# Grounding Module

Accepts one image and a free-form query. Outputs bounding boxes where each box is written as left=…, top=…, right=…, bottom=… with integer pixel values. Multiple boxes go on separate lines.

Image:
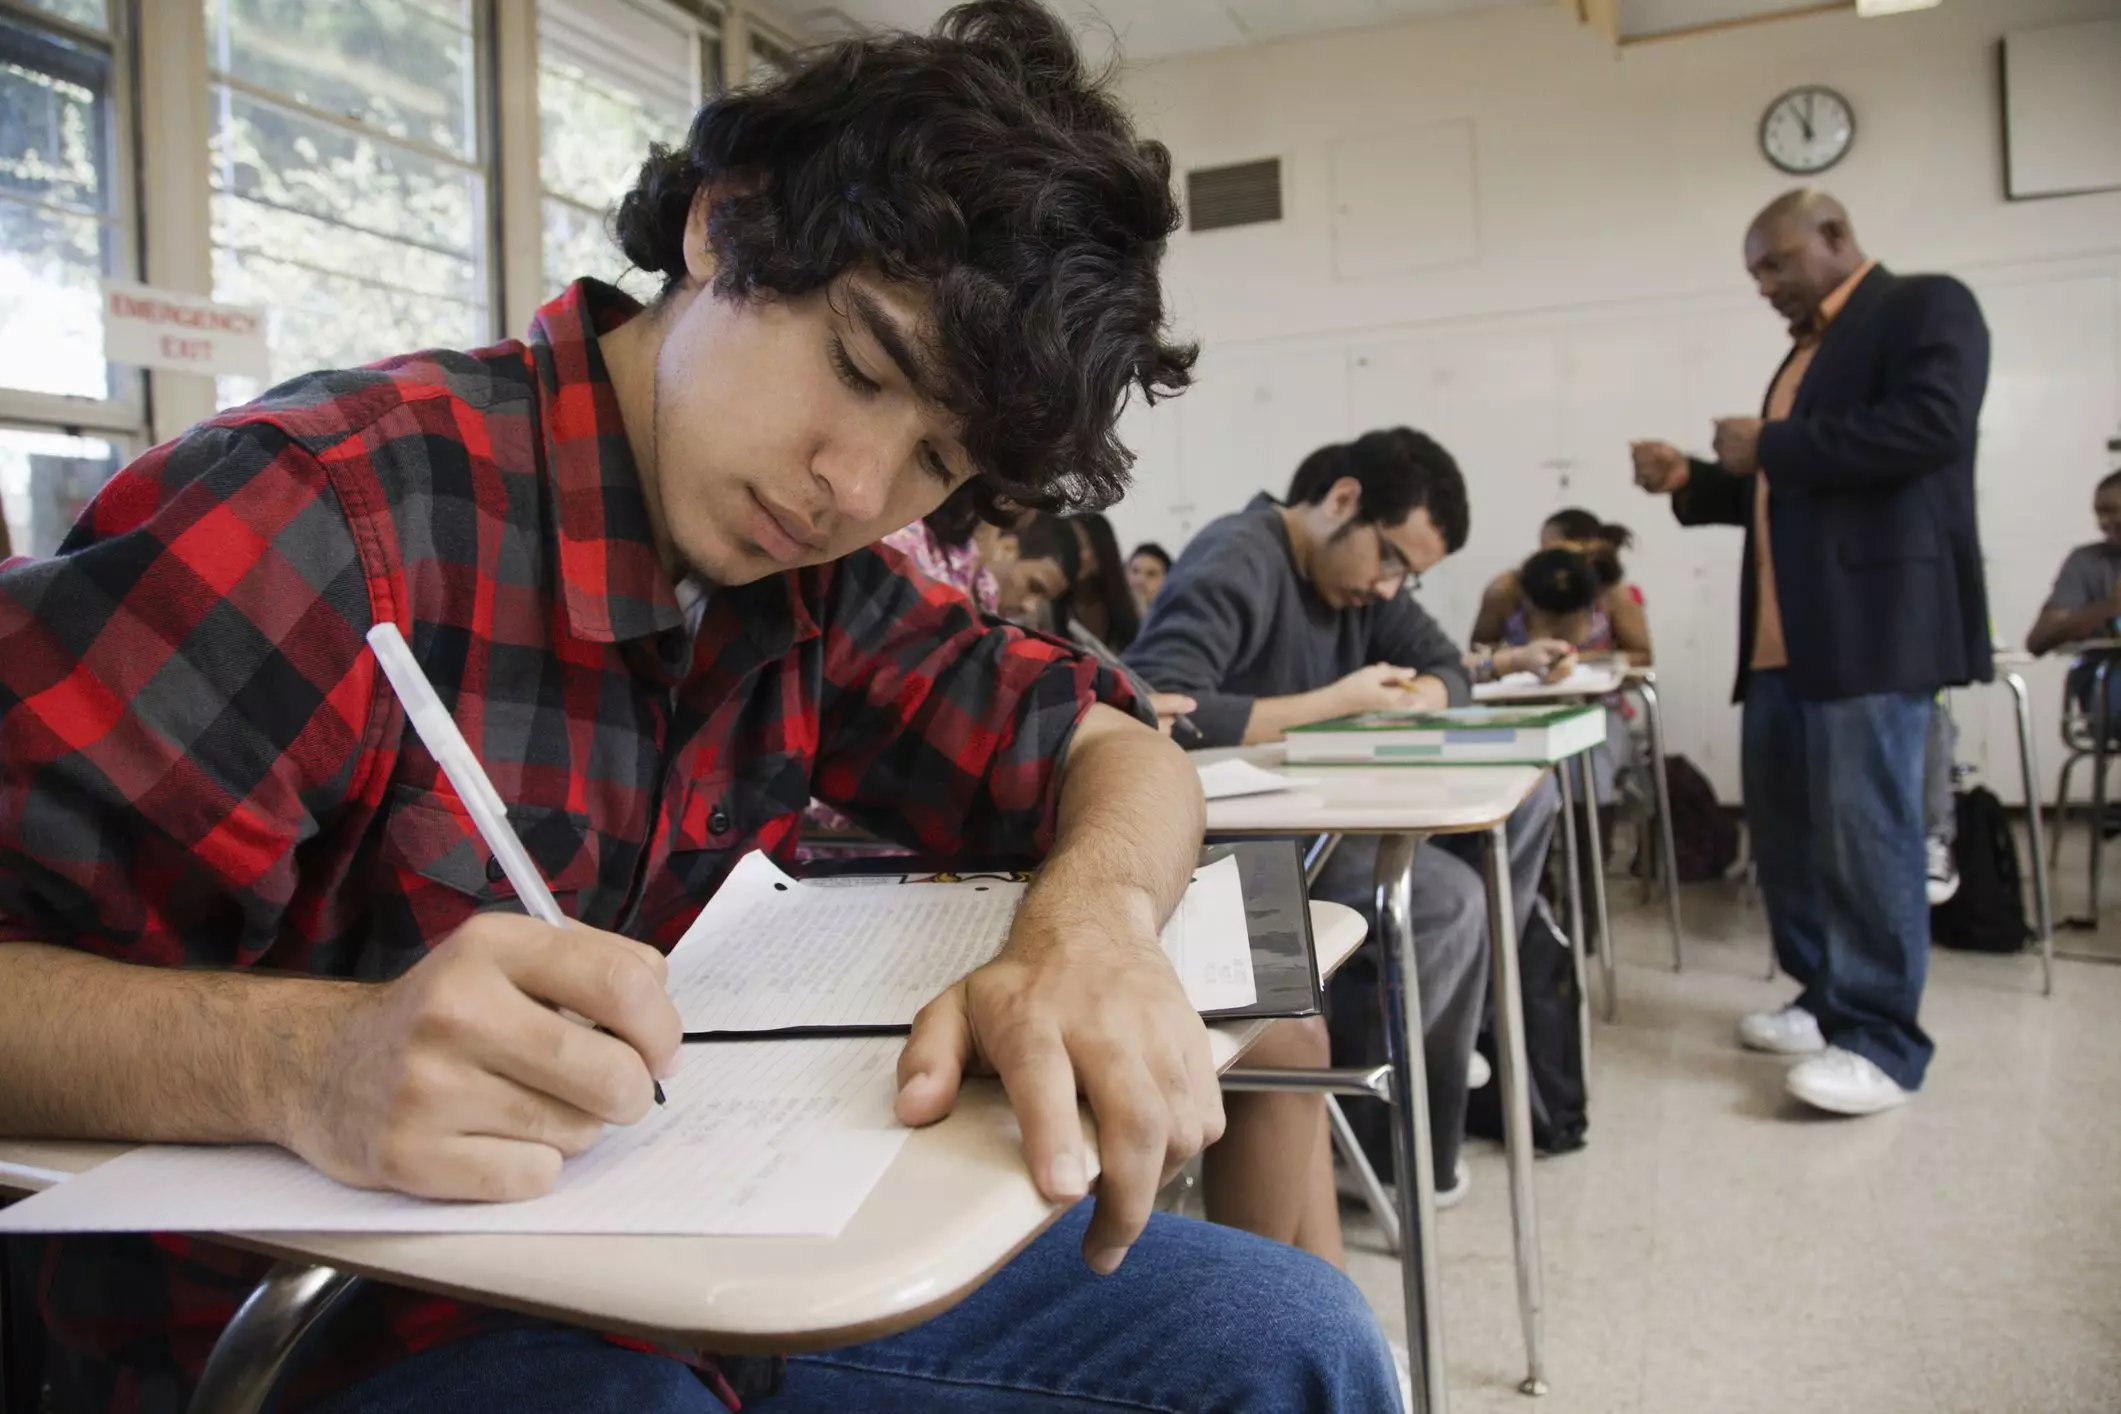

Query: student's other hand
left=1146, top=692, right=1197, bottom=737
left=284, top=916, right=682, bottom=1202
left=1712, top=417, right=1764, bottom=476
left=1510, top=639, right=1579, bottom=684
left=1630, top=439, right=1689, bottom=494
left=1333, top=662, right=1433, bottom=715
left=895, top=890, right=1221, bottom=1275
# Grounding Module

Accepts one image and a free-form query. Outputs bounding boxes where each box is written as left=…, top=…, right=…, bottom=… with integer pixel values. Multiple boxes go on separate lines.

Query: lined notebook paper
left=667, top=851, right=1256, bottom=1031
left=1195, top=758, right=1315, bottom=801
left=0, top=1038, right=907, bottom=1236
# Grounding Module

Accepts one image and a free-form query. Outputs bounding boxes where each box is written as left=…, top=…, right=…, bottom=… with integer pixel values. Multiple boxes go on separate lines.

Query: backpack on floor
left=1931, top=787, right=2031, bottom=953
left=1466, top=896, right=1588, bottom=1155
left=1665, top=754, right=1739, bottom=884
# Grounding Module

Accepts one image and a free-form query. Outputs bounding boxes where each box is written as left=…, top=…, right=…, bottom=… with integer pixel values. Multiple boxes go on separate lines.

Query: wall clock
left=1760, top=86, right=1855, bottom=175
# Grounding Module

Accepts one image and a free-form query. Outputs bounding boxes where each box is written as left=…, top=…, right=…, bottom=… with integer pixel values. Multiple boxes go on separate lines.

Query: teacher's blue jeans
left=307, top=1203, right=1398, bottom=1414
left=1743, top=670, right=1935, bottom=1090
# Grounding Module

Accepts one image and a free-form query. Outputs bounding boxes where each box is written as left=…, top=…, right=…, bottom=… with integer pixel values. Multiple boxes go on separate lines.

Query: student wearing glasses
left=1125, top=429, right=1559, bottom=1222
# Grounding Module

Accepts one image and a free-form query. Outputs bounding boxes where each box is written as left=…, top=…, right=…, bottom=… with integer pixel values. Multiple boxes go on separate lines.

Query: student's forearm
left=2028, top=605, right=2115, bottom=657
left=1241, top=685, right=1353, bottom=745
left=0, top=941, right=345, bottom=1146
left=1025, top=705, right=1204, bottom=942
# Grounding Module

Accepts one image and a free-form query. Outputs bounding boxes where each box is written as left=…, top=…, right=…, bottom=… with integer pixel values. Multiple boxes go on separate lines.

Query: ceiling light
left=1856, top=0, right=1942, bottom=16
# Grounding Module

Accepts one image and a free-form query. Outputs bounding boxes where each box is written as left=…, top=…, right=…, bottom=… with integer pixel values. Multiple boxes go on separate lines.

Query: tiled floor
left=1341, top=865, right=2121, bottom=1414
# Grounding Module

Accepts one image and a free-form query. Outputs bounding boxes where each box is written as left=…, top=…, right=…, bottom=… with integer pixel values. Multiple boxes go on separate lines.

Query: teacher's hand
left=1629, top=440, right=1689, bottom=495
left=1712, top=417, right=1764, bottom=476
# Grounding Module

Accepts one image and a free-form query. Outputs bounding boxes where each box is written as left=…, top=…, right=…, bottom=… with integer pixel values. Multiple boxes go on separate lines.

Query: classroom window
left=204, top=0, right=491, bottom=406
left=0, top=422, right=121, bottom=556
left=538, top=0, right=716, bottom=300
left=0, top=5, right=123, bottom=401
left=745, top=29, right=792, bottom=84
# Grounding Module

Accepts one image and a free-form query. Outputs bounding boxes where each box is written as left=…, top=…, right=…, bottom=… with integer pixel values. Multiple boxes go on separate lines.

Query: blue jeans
left=1743, top=670, right=1935, bottom=1089
left=307, top=1203, right=1398, bottom=1414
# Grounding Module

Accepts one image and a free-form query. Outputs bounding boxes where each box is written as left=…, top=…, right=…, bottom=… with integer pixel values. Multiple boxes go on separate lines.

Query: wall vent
left=1185, top=158, right=1283, bottom=233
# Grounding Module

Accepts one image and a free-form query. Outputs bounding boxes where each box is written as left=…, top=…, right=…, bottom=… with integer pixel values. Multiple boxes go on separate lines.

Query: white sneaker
left=1736, top=1004, right=1825, bottom=1055
left=1926, top=838, right=1961, bottom=905
left=1785, top=1045, right=1912, bottom=1115
left=1434, top=1157, right=1471, bottom=1210
left=1467, top=1051, right=1492, bottom=1091
left=1390, top=1340, right=1413, bottom=1412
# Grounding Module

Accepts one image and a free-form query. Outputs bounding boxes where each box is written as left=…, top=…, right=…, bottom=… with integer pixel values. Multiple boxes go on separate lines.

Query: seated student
left=1064, top=511, right=1141, bottom=652
left=0, top=7, right=1397, bottom=1412
left=879, top=480, right=1008, bottom=612
left=1474, top=509, right=1654, bottom=666
left=2027, top=469, right=2121, bottom=739
left=994, top=511, right=1076, bottom=631
left=1126, top=429, right=1559, bottom=1217
left=1128, top=541, right=1173, bottom=615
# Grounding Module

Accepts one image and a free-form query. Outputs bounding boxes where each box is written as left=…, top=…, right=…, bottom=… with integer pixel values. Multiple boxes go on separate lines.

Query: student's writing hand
left=1333, top=662, right=1439, bottom=715
left=895, top=888, right=1222, bottom=1276
left=1506, top=639, right=1579, bottom=684
left=1146, top=692, right=1197, bottom=737
left=1630, top=439, right=1689, bottom=494
left=280, top=915, right=682, bottom=1202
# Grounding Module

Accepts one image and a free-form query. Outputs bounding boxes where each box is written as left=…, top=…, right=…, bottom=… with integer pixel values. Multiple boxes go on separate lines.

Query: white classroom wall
left=1109, top=0, right=2121, bottom=803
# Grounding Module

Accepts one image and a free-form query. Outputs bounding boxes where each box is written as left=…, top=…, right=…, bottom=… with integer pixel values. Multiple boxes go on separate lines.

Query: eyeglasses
left=1373, top=526, right=1420, bottom=597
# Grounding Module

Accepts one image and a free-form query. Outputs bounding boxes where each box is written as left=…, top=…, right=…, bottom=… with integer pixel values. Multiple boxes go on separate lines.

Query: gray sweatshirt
left=1123, top=494, right=1471, bottom=747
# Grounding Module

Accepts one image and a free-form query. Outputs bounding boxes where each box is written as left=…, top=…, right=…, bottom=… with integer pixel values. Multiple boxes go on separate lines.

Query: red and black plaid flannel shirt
left=0, top=281, right=1139, bottom=1413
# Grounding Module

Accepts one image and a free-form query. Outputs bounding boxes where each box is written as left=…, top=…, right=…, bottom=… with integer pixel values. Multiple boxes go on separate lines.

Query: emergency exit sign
left=101, top=280, right=270, bottom=379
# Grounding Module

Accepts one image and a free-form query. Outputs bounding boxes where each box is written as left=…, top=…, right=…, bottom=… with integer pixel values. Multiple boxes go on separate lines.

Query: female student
left=1473, top=508, right=1654, bottom=664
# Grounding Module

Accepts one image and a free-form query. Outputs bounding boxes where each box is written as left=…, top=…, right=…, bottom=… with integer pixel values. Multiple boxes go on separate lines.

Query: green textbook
left=1284, top=703, right=1605, bottom=765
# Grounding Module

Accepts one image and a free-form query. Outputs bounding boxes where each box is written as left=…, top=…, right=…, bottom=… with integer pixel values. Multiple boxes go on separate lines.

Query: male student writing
left=0, top=5, right=1396, bottom=1411
left=1125, top=429, right=1560, bottom=1226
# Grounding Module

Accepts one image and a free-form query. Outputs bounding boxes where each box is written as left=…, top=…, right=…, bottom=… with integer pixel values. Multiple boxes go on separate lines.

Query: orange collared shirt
left=1749, top=259, right=1876, bottom=671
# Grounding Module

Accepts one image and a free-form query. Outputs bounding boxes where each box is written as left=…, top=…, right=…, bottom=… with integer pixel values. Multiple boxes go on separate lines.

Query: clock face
left=1759, top=86, right=1855, bottom=175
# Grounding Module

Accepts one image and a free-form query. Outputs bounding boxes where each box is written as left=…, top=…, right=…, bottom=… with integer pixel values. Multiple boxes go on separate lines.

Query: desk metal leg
left=1485, top=825, right=1548, bottom=1397
left=2003, top=672, right=2053, bottom=997
left=1634, top=681, right=1685, bottom=972
left=188, top=1263, right=364, bottom=1414
left=1375, top=833, right=1447, bottom=1414
left=1326, top=1095, right=1401, bottom=1253
left=1578, top=754, right=1618, bottom=1023
left=1556, top=763, right=1593, bottom=1077
left=2094, top=662, right=2113, bottom=929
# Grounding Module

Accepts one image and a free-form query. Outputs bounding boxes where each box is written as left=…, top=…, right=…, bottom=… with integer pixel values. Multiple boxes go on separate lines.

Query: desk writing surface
left=1195, top=745, right=1546, bottom=836
left=1470, top=664, right=1627, bottom=703
left=0, top=903, right=1365, bottom=1354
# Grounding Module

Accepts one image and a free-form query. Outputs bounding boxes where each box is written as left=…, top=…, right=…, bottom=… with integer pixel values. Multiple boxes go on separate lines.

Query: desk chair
left=2050, top=653, right=2119, bottom=931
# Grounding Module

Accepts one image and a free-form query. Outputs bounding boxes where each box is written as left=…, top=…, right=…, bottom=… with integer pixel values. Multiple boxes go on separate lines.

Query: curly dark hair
left=614, top=0, right=1196, bottom=515
left=1288, top=429, right=1469, bottom=553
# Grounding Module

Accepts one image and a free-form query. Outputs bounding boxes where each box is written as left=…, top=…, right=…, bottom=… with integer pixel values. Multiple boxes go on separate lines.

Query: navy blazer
left=1674, top=265, right=1993, bottom=704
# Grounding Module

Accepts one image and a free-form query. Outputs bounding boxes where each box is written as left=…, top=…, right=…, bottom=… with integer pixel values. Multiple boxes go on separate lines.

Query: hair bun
left=614, top=143, right=698, bottom=283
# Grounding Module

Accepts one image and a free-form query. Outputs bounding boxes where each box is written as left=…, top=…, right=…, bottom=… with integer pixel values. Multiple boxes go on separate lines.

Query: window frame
left=0, top=0, right=146, bottom=438
left=202, top=0, right=503, bottom=391
left=533, top=0, right=723, bottom=301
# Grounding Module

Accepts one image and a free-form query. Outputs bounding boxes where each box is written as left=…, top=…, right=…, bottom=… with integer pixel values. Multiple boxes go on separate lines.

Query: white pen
left=366, top=622, right=665, bottom=1104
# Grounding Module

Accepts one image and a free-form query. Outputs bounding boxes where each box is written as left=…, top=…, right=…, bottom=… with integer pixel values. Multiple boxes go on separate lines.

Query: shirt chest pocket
left=670, top=752, right=814, bottom=858
left=376, top=784, right=606, bottom=919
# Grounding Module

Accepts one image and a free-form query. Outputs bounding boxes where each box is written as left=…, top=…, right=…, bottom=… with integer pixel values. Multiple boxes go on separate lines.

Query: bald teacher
left=1633, top=189, right=1992, bottom=1117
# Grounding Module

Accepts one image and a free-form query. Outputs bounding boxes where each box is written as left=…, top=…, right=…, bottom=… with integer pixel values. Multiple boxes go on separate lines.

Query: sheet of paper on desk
left=0, top=1038, right=910, bottom=1237
left=1473, top=664, right=1617, bottom=700
left=668, top=851, right=1255, bottom=1030
left=1195, top=757, right=1316, bottom=801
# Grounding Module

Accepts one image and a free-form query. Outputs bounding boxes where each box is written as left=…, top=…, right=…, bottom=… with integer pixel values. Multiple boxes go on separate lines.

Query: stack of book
left=1284, top=704, right=1605, bottom=765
